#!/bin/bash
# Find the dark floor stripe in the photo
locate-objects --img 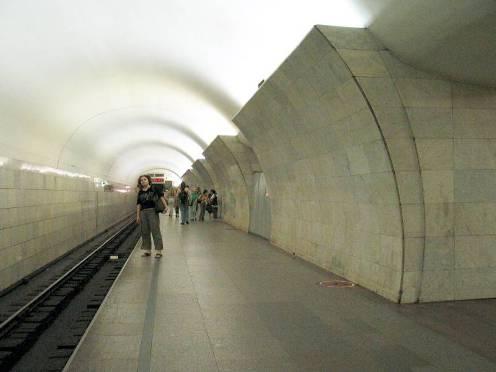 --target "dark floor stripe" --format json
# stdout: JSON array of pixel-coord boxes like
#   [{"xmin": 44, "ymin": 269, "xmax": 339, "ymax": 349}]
[{"xmin": 137, "ymin": 257, "xmax": 160, "ymax": 372}]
